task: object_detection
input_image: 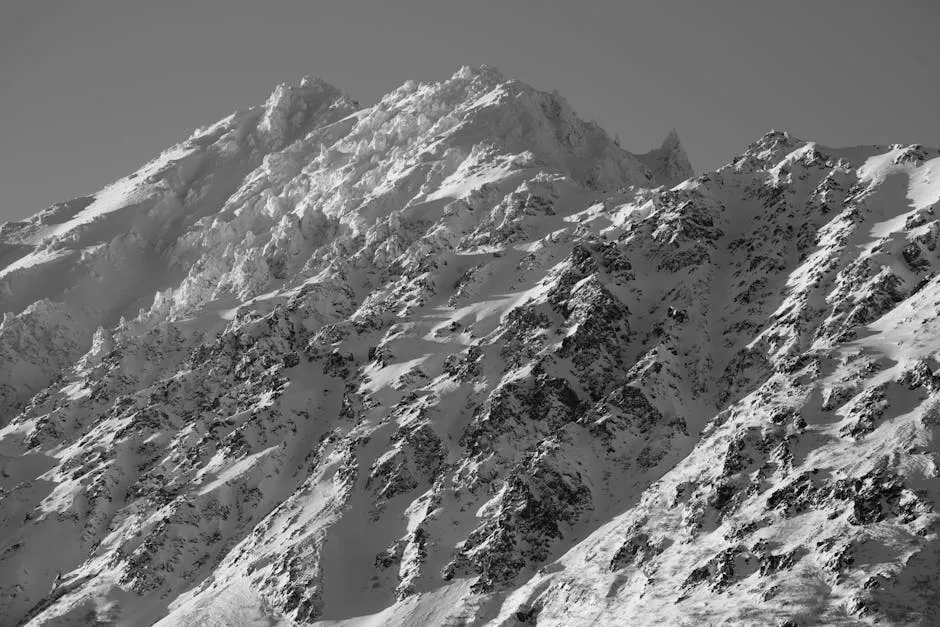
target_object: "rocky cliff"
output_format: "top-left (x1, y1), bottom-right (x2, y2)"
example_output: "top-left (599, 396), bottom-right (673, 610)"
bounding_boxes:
top-left (1, 67), bottom-right (938, 626)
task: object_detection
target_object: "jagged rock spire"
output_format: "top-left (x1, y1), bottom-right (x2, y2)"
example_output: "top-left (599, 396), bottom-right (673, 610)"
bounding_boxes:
top-left (637, 128), bottom-right (695, 187)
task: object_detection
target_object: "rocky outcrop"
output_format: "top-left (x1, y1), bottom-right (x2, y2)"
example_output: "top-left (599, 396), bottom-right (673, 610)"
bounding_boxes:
top-left (2, 67), bottom-right (940, 626)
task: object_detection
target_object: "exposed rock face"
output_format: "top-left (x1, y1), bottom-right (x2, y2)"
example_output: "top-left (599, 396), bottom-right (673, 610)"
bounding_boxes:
top-left (1, 67), bottom-right (940, 626)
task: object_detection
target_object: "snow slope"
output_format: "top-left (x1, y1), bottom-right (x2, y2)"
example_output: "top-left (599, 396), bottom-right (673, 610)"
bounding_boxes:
top-left (1, 68), bottom-right (939, 626)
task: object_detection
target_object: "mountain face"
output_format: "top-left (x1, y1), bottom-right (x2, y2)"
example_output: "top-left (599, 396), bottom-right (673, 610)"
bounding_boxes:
top-left (0, 66), bottom-right (938, 626)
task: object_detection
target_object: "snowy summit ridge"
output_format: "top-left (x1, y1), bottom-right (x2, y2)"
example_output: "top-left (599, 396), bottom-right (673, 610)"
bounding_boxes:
top-left (1, 67), bottom-right (940, 626)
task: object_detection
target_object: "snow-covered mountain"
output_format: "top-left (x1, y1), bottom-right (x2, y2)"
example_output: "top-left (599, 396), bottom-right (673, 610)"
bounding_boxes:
top-left (1, 66), bottom-right (938, 626)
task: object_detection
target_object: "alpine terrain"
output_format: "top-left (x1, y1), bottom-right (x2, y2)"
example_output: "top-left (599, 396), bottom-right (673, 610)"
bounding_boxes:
top-left (2, 66), bottom-right (940, 626)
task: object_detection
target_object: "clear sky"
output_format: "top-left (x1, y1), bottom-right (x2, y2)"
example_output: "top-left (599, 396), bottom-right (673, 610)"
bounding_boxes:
top-left (2, 0), bottom-right (938, 220)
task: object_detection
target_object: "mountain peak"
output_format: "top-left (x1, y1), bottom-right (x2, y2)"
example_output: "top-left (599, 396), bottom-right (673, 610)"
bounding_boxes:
top-left (5, 66), bottom-right (940, 627)
top-left (452, 63), bottom-right (506, 83)
top-left (662, 127), bottom-right (681, 149)
top-left (727, 128), bottom-right (806, 171)
top-left (638, 127), bottom-right (694, 186)
top-left (341, 66), bottom-right (659, 193)
top-left (258, 77), bottom-right (355, 147)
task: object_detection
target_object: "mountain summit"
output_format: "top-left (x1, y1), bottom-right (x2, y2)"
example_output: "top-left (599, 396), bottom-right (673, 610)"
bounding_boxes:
top-left (638, 127), bottom-right (694, 186)
top-left (1, 68), bottom-right (939, 626)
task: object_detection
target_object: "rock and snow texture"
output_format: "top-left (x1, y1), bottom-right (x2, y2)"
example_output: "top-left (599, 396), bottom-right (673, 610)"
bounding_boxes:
top-left (0, 66), bottom-right (939, 626)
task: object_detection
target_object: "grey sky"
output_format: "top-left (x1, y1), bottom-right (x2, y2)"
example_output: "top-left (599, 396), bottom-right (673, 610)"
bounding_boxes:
top-left (2, 0), bottom-right (938, 220)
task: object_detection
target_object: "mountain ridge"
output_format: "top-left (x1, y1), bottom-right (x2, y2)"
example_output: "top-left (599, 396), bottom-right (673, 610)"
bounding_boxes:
top-left (1, 66), bottom-right (939, 626)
